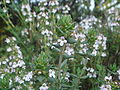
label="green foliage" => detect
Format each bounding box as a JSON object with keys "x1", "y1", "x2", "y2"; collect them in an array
[{"x1": 0, "y1": 0, "x2": 120, "y2": 90}]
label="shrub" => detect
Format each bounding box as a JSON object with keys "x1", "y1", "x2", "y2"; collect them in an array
[{"x1": 0, "y1": 0, "x2": 120, "y2": 90}]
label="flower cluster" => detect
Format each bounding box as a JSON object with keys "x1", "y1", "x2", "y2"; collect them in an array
[
  {"x1": 71, "y1": 29, "x2": 88, "y2": 54},
  {"x1": 104, "y1": 76, "x2": 112, "y2": 82},
  {"x1": 57, "y1": 36, "x2": 67, "y2": 46},
  {"x1": 64, "y1": 44, "x2": 74, "y2": 56},
  {"x1": 23, "y1": 71, "x2": 33, "y2": 81},
  {"x1": 91, "y1": 34, "x2": 107, "y2": 57},
  {"x1": 100, "y1": 84, "x2": 111, "y2": 90},
  {"x1": 2, "y1": 37, "x2": 25, "y2": 71},
  {"x1": 80, "y1": 15, "x2": 101, "y2": 30},
  {"x1": 86, "y1": 67, "x2": 97, "y2": 78},
  {"x1": 21, "y1": 4, "x2": 33, "y2": 22},
  {"x1": 0, "y1": 37, "x2": 28, "y2": 89},
  {"x1": 0, "y1": 0, "x2": 119, "y2": 89},
  {"x1": 100, "y1": 76, "x2": 112, "y2": 90},
  {"x1": 61, "y1": 5, "x2": 70, "y2": 14},
  {"x1": 41, "y1": 29, "x2": 53, "y2": 37},
  {"x1": 48, "y1": 0, "x2": 59, "y2": 14},
  {"x1": 60, "y1": 71, "x2": 70, "y2": 82}
]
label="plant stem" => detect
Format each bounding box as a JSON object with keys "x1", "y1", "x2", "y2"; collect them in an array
[{"x1": 58, "y1": 46, "x2": 65, "y2": 89}]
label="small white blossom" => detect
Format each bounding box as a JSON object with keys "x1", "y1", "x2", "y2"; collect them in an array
[
  {"x1": 3, "y1": 8, "x2": 7, "y2": 13},
  {"x1": 6, "y1": 0, "x2": 10, "y2": 3},
  {"x1": 2, "y1": 61, "x2": 7, "y2": 64},
  {"x1": 89, "y1": 0, "x2": 95, "y2": 11},
  {"x1": 117, "y1": 69, "x2": 120, "y2": 75},
  {"x1": 101, "y1": 52, "x2": 107, "y2": 57},
  {"x1": 65, "y1": 45, "x2": 74, "y2": 56},
  {"x1": 86, "y1": 68, "x2": 96, "y2": 78},
  {"x1": 100, "y1": 84, "x2": 111, "y2": 90},
  {"x1": 15, "y1": 76, "x2": 24, "y2": 84},
  {"x1": 49, "y1": 69, "x2": 55, "y2": 78},
  {"x1": 12, "y1": 37, "x2": 16, "y2": 41},
  {"x1": 91, "y1": 49, "x2": 97, "y2": 56},
  {"x1": 23, "y1": 71, "x2": 33, "y2": 81},
  {"x1": 104, "y1": 76, "x2": 112, "y2": 81},
  {"x1": 39, "y1": 83, "x2": 49, "y2": 90},
  {"x1": 57, "y1": 37, "x2": 67, "y2": 46},
  {"x1": 65, "y1": 72, "x2": 70, "y2": 81},
  {"x1": 7, "y1": 47, "x2": 12, "y2": 52},
  {"x1": 5, "y1": 38, "x2": 10, "y2": 43},
  {"x1": 41, "y1": 29, "x2": 53, "y2": 37}
]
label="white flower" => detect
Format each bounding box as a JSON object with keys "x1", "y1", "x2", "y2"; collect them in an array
[
  {"x1": 9, "y1": 79, "x2": 12, "y2": 86},
  {"x1": 57, "y1": 37, "x2": 67, "y2": 46},
  {"x1": 65, "y1": 46, "x2": 74, "y2": 56},
  {"x1": 16, "y1": 86, "x2": 22, "y2": 90},
  {"x1": 40, "y1": 7, "x2": 45, "y2": 11},
  {"x1": 5, "y1": 38, "x2": 10, "y2": 43},
  {"x1": 30, "y1": 0, "x2": 36, "y2": 3},
  {"x1": 65, "y1": 72, "x2": 70, "y2": 81},
  {"x1": 91, "y1": 49, "x2": 97, "y2": 56},
  {"x1": 3, "y1": 8, "x2": 7, "y2": 13},
  {"x1": 100, "y1": 84, "x2": 111, "y2": 90},
  {"x1": 79, "y1": 33, "x2": 86, "y2": 38},
  {"x1": 87, "y1": 72, "x2": 93, "y2": 78},
  {"x1": 18, "y1": 60, "x2": 25, "y2": 67},
  {"x1": 2, "y1": 61, "x2": 7, "y2": 64},
  {"x1": 80, "y1": 44, "x2": 84, "y2": 48},
  {"x1": 101, "y1": 52, "x2": 106, "y2": 57},
  {"x1": 52, "y1": 9, "x2": 57, "y2": 13},
  {"x1": 104, "y1": 76, "x2": 112, "y2": 81},
  {"x1": 15, "y1": 76, "x2": 24, "y2": 84},
  {"x1": 98, "y1": 35, "x2": 102, "y2": 40},
  {"x1": 118, "y1": 76, "x2": 120, "y2": 80},
  {"x1": 9, "y1": 62, "x2": 12, "y2": 66},
  {"x1": 23, "y1": 71, "x2": 33, "y2": 81},
  {"x1": 117, "y1": 69, "x2": 120, "y2": 80},
  {"x1": 93, "y1": 44, "x2": 99, "y2": 50},
  {"x1": 90, "y1": 68, "x2": 94, "y2": 73},
  {"x1": 103, "y1": 37, "x2": 107, "y2": 41},
  {"x1": 6, "y1": 0, "x2": 10, "y2": 3},
  {"x1": 15, "y1": 45, "x2": 20, "y2": 49},
  {"x1": 7, "y1": 47, "x2": 12, "y2": 52},
  {"x1": 12, "y1": 88, "x2": 16, "y2": 90},
  {"x1": 49, "y1": 69, "x2": 55, "y2": 78},
  {"x1": 41, "y1": 29, "x2": 53, "y2": 37},
  {"x1": 117, "y1": 69, "x2": 120, "y2": 75},
  {"x1": 89, "y1": 0, "x2": 95, "y2": 11},
  {"x1": 12, "y1": 37, "x2": 16, "y2": 41},
  {"x1": 45, "y1": 21, "x2": 49, "y2": 25},
  {"x1": 93, "y1": 73, "x2": 97, "y2": 78},
  {"x1": 86, "y1": 68, "x2": 96, "y2": 78},
  {"x1": 12, "y1": 62, "x2": 18, "y2": 68},
  {"x1": 49, "y1": 1, "x2": 56, "y2": 6},
  {"x1": 0, "y1": 74, "x2": 5, "y2": 79},
  {"x1": 103, "y1": 45, "x2": 107, "y2": 50},
  {"x1": 57, "y1": 14, "x2": 60, "y2": 19},
  {"x1": 21, "y1": 4, "x2": 31, "y2": 17},
  {"x1": 39, "y1": 83, "x2": 49, "y2": 90}
]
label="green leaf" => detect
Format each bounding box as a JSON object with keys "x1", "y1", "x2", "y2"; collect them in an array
[
  {"x1": 67, "y1": 38, "x2": 77, "y2": 44},
  {"x1": 60, "y1": 60, "x2": 67, "y2": 68},
  {"x1": 37, "y1": 76, "x2": 45, "y2": 82}
]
